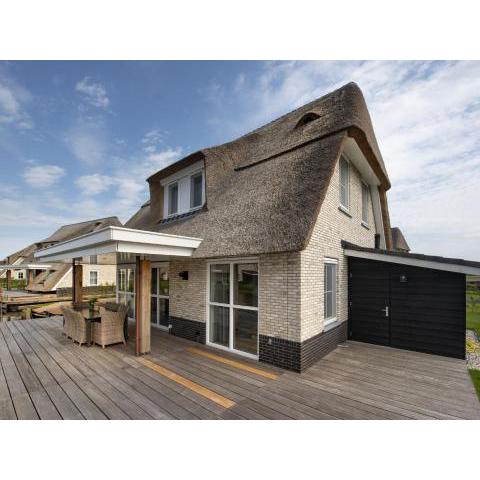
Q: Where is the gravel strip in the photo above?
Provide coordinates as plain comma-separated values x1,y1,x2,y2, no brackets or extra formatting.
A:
466,329,480,370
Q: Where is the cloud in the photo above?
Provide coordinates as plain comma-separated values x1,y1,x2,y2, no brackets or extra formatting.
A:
75,173,115,195
141,128,166,152
75,77,109,108
0,72,33,129
22,165,65,187
65,125,106,164
202,60,480,259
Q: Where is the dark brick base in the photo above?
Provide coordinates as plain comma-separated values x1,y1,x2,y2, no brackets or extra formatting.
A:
169,316,206,344
259,321,348,372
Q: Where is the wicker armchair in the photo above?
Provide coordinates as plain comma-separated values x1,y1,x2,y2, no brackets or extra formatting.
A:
92,304,128,348
61,306,74,339
61,306,89,345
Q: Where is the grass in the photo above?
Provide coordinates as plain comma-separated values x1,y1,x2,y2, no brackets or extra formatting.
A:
466,288,480,337
468,369,480,401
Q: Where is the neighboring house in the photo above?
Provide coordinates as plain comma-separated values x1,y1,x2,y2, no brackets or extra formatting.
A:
1,217,121,293
35,82,480,370
391,227,410,252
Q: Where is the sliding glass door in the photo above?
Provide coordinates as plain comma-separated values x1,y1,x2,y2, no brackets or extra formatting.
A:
208,261,258,357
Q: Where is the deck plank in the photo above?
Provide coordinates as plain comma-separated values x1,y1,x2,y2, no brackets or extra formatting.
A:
1,319,478,420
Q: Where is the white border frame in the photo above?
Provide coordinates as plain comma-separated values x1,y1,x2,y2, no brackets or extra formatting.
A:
323,257,338,327
206,257,259,360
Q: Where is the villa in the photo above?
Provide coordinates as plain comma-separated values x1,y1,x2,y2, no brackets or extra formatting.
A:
35,82,480,372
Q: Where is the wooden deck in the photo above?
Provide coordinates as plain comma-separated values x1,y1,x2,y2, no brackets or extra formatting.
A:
0,317,479,420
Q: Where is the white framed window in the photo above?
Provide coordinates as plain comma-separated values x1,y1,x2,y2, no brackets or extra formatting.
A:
162,161,205,217
89,271,98,286
90,255,98,264
362,181,370,225
17,272,24,280
324,258,337,325
207,259,259,358
339,156,350,210
168,182,179,215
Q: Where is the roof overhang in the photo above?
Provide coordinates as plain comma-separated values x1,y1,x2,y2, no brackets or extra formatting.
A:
34,226,203,262
344,246,480,276
0,263,52,270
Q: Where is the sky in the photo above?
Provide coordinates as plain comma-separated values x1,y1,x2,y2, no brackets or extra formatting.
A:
0,60,479,261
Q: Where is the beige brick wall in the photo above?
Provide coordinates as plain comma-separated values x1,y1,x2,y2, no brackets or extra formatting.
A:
258,252,301,342
169,258,206,322
300,155,377,341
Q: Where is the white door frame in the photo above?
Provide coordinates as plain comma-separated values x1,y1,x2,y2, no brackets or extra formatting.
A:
206,257,259,360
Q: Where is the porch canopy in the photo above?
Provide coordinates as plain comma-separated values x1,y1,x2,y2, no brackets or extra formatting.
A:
35,226,203,355
1,263,53,289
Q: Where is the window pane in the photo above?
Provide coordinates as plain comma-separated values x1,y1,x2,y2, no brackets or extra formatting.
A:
209,305,230,347
168,183,178,215
151,268,158,294
150,297,158,324
324,263,336,319
340,157,349,207
210,264,230,304
233,309,258,355
190,173,203,208
159,298,169,327
127,269,135,292
233,263,258,307
362,183,369,223
159,267,169,295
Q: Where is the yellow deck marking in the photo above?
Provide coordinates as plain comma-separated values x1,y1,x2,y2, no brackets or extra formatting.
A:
187,347,279,380
137,357,235,409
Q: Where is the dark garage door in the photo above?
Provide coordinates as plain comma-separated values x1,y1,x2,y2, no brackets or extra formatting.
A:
348,257,466,359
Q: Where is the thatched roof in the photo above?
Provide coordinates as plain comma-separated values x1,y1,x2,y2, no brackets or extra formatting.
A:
41,216,122,244
391,227,410,252
128,82,391,258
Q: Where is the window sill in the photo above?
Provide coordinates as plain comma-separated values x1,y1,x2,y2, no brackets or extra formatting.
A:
324,319,340,332
338,205,352,218
361,221,370,230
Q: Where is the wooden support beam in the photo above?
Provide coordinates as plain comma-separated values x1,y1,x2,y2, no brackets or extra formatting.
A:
26,269,34,287
72,261,83,305
135,257,151,355
6,270,11,290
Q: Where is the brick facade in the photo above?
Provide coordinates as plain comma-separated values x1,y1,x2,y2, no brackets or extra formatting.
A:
300,155,377,341
169,258,206,323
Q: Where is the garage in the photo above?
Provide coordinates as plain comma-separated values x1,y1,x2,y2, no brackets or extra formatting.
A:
343,242,480,360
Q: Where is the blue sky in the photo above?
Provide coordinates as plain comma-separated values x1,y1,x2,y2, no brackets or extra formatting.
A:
1,61,479,260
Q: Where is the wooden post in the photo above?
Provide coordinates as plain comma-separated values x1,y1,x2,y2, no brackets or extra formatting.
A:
27,269,34,287
135,257,151,355
6,270,11,290
72,261,83,305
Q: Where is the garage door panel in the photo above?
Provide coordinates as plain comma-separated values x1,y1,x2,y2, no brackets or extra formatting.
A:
348,257,466,359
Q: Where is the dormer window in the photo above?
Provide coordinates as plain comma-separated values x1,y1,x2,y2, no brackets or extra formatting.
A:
161,160,205,217
295,112,320,128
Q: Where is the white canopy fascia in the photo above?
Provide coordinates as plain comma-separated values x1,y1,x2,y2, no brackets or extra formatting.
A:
344,248,480,276
0,263,52,270
34,226,202,262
